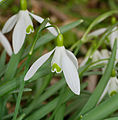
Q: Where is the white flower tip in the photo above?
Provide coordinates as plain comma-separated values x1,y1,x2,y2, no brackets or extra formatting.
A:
24,75,29,81
14,49,19,55
9,51,13,56
74,90,80,95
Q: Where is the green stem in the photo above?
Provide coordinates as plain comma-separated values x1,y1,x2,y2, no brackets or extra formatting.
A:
12,55,31,120
29,18,50,55
20,0,27,10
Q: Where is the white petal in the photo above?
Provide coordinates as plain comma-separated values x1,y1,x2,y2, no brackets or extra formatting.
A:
108,77,118,95
66,50,78,69
45,22,58,36
2,14,18,34
0,32,12,56
24,49,55,81
62,51,80,95
88,28,106,37
97,80,110,104
29,12,58,36
13,13,26,54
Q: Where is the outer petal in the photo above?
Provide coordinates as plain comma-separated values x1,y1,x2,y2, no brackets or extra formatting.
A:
29,12,58,36
88,28,106,37
2,14,18,34
24,49,55,81
0,32,12,56
13,13,26,54
109,27,118,49
66,50,78,69
62,51,80,95
97,80,110,104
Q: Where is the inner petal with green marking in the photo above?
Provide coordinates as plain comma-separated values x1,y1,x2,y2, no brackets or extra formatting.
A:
51,63,62,73
110,91,117,96
26,25,34,34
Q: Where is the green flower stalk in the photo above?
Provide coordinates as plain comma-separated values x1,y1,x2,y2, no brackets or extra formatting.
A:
20,0,27,10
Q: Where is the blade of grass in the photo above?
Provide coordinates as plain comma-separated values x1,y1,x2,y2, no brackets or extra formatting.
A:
82,93,118,120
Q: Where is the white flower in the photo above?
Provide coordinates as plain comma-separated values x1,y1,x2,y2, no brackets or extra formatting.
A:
24,46,80,95
0,31,12,56
98,77,118,103
2,10,58,54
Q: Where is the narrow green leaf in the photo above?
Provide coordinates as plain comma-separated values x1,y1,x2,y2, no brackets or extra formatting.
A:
82,94,118,120
105,117,118,120
4,51,22,81
54,104,66,120
0,51,6,69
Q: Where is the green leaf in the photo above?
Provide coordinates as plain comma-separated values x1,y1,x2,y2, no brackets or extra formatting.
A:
54,104,66,120
105,117,118,120
4,51,22,81
24,83,87,119
0,51,6,69
81,94,118,120
75,40,117,119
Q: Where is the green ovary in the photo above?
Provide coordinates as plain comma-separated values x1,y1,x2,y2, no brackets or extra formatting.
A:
52,63,61,73
26,25,34,34
110,91,117,96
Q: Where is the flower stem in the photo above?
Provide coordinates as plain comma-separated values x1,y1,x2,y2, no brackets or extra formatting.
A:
29,18,50,55
20,0,27,10
12,55,31,120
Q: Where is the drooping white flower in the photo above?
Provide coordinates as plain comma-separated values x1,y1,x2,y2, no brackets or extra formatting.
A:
24,46,80,95
98,76,118,103
2,10,58,54
0,31,12,56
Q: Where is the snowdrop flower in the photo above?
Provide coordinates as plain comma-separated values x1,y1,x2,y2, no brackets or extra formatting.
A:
98,76,118,103
2,0,58,54
24,34,80,95
0,31,12,56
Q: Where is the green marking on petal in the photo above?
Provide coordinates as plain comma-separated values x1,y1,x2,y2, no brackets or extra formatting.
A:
26,25,34,34
110,91,117,96
51,63,62,73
